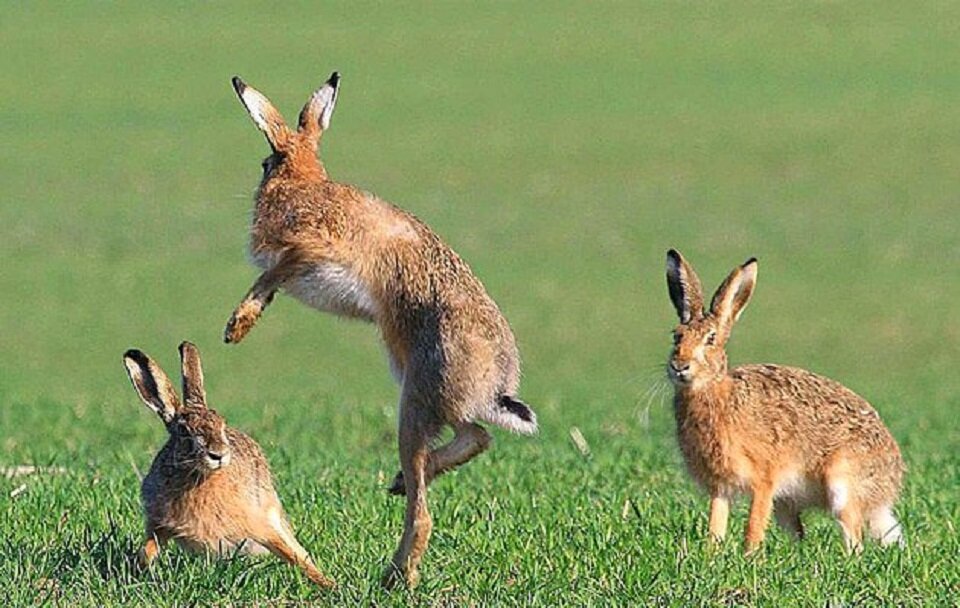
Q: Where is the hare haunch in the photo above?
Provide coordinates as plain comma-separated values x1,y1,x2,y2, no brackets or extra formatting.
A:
224,72,537,588
123,342,334,587
664,250,904,553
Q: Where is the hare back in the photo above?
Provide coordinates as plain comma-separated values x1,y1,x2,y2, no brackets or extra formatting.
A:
730,364,901,461
250,178,526,417
251,181,500,326
676,364,902,503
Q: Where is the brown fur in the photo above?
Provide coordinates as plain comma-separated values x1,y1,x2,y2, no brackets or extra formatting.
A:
226,73,536,588
123,343,334,588
665,250,904,553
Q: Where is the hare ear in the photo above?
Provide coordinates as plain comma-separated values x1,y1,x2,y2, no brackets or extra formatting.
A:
710,257,758,336
232,76,291,151
666,249,704,323
123,349,182,424
178,342,207,408
298,72,341,144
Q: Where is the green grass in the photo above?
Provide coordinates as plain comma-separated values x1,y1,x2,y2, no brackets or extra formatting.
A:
2,1,959,605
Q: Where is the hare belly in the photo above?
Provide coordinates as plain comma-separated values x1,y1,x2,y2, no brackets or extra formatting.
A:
173,535,270,557
773,470,826,508
285,262,377,320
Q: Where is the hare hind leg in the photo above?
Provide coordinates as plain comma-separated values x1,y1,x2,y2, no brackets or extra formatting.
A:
836,505,864,554
382,399,436,590
388,422,491,496
428,423,491,479
824,457,866,554
826,477,864,554
257,507,335,588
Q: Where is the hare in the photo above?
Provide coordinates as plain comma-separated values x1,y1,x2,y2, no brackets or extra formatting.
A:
122,342,334,588
224,72,537,588
664,249,904,554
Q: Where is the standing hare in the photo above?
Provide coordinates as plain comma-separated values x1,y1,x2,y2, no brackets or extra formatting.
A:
224,72,537,588
123,342,334,588
664,249,904,553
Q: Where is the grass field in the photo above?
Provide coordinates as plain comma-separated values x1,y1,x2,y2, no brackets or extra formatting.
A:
2,2,959,605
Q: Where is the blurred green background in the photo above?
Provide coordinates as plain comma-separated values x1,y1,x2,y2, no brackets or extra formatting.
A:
1,2,958,605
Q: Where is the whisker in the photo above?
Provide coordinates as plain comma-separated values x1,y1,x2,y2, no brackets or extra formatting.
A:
633,365,673,428
174,456,205,470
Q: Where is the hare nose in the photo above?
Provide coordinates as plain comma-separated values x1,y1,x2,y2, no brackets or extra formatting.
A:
207,451,224,462
670,361,690,373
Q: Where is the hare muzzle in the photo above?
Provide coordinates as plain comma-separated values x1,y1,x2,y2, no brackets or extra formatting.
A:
204,450,231,470
668,360,692,385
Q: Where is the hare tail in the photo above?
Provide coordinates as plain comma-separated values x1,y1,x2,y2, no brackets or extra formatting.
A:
478,395,538,435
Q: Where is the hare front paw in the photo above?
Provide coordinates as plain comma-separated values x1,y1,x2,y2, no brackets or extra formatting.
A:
224,301,262,344
380,561,420,591
306,569,337,589
387,471,406,496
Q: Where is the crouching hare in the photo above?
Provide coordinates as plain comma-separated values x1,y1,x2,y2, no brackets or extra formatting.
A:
664,250,904,554
123,342,334,587
224,72,537,588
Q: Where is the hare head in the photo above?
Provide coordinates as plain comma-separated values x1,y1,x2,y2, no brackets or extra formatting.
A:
123,342,233,472
231,72,341,182
665,249,758,390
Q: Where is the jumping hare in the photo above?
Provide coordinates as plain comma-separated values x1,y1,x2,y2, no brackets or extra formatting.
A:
225,72,537,588
664,249,904,554
123,342,334,587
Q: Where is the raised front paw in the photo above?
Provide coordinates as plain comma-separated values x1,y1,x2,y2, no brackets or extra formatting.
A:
224,301,262,344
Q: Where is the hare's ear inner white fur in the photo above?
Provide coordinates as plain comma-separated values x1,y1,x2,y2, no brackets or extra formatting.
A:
298,72,341,140
178,341,207,408
232,76,290,151
666,249,705,324
123,349,182,424
710,257,758,333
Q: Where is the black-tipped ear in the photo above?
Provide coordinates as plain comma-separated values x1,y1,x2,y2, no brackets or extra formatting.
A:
666,249,705,323
178,342,207,408
232,75,291,151
231,76,246,96
123,349,181,424
710,257,758,335
298,71,341,142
